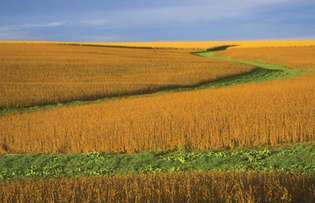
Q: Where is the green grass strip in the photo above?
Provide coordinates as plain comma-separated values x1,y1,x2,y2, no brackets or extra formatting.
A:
0,143,314,181
0,47,306,116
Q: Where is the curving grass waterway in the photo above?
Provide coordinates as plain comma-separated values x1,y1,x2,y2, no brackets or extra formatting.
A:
0,46,305,116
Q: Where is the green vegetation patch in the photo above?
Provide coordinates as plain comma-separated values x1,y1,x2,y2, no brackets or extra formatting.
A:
0,143,314,181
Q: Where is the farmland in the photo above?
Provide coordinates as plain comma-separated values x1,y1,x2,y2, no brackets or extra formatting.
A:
0,41,314,202
0,43,251,108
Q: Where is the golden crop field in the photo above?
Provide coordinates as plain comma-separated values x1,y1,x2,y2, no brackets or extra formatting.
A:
0,44,314,154
1,172,314,203
2,0,315,201
0,41,315,202
0,43,251,108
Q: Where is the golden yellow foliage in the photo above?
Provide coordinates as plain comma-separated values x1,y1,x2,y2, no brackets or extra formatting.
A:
2,40,315,49
0,43,251,108
1,75,313,153
0,172,314,203
0,45,314,154
96,40,315,49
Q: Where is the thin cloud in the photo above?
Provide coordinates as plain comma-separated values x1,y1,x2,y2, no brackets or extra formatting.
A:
0,21,70,32
80,19,109,26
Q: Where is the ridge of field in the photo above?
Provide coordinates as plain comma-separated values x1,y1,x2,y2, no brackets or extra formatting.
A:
0,45,304,116
0,43,252,108
1,172,314,202
94,40,315,49
0,46,314,154
0,142,314,181
1,40,315,49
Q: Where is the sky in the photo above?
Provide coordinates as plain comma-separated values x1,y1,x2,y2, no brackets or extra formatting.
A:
0,0,315,42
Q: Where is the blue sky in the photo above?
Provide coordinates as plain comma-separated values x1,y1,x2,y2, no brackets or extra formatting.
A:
0,0,315,42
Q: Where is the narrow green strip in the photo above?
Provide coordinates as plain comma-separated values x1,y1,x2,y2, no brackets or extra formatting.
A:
0,143,314,181
0,47,306,116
